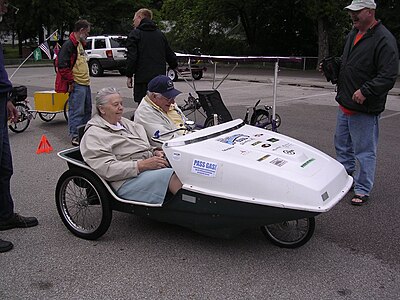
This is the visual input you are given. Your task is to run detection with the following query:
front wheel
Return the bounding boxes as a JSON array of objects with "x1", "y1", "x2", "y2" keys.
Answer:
[
  {"x1": 167, "y1": 68, "x2": 178, "y2": 82},
  {"x1": 38, "y1": 112, "x2": 56, "y2": 122},
  {"x1": 55, "y1": 168, "x2": 112, "y2": 240},
  {"x1": 250, "y1": 109, "x2": 270, "y2": 128},
  {"x1": 8, "y1": 103, "x2": 31, "y2": 133},
  {"x1": 261, "y1": 217, "x2": 315, "y2": 248}
]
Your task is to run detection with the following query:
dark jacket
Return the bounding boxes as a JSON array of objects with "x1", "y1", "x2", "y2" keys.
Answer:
[
  {"x1": 336, "y1": 21, "x2": 399, "y2": 115},
  {"x1": 0, "y1": 44, "x2": 12, "y2": 96},
  {"x1": 125, "y1": 18, "x2": 177, "y2": 83},
  {"x1": 55, "y1": 33, "x2": 80, "y2": 93}
]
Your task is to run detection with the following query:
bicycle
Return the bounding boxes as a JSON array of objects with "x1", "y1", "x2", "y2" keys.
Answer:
[
  {"x1": 8, "y1": 86, "x2": 69, "y2": 133},
  {"x1": 179, "y1": 92, "x2": 281, "y2": 130}
]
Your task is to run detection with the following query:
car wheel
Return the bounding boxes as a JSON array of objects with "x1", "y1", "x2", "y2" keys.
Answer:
[
  {"x1": 167, "y1": 68, "x2": 178, "y2": 82},
  {"x1": 89, "y1": 60, "x2": 104, "y2": 77}
]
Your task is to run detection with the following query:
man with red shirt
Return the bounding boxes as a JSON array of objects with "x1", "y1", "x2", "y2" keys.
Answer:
[{"x1": 333, "y1": 0, "x2": 398, "y2": 205}]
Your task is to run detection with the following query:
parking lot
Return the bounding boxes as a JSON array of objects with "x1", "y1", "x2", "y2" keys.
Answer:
[{"x1": 1, "y1": 65, "x2": 400, "y2": 299}]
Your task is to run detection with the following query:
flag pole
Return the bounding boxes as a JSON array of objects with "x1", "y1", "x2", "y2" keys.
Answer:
[{"x1": 10, "y1": 29, "x2": 59, "y2": 80}]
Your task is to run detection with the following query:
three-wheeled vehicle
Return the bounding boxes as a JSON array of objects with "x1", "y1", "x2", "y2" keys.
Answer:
[{"x1": 55, "y1": 119, "x2": 352, "y2": 248}]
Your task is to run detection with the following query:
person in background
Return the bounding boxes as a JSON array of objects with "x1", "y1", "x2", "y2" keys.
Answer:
[
  {"x1": 134, "y1": 75, "x2": 187, "y2": 146},
  {"x1": 325, "y1": 0, "x2": 399, "y2": 206},
  {"x1": 55, "y1": 19, "x2": 92, "y2": 146},
  {"x1": 0, "y1": 2, "x2": 39, "y2": 253},
  {"x1": 80, "y1": 87, "x2": 182, "y2": 205},
  {"x1": 125, "y1": 8, "x2": 178, "y2": 108}
]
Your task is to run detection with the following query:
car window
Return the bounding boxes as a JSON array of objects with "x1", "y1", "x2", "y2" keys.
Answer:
[
  {"x1": 84, "y1": 39, "x2": 92, "y2": 50},
  {"x1": 110, "y1": 37, "x2": 127, "y2": 48},
  {"x1": 94, "y1": 39, "x2": 106, "y2": 49}
]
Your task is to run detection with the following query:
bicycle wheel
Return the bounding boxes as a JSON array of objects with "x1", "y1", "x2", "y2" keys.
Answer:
[
  {"x1": 250, "y1": 109, "x2": 270, "y2": 128},
  {"x1": 204, "y1": 115, "x2": 223, "y2": 127},
  {"x1": 55, "y1": 168, "x2": 112, "y2": 240},
  {"x1": 63, "y1": 100, "x2": 69, "y2": 121},
  {"x1": 261, "y1": 217, "x2": 315, "y2": 248},
  {"x1": 8, "y1": 103, "x2": 31, "y2": 133},
  {"x1": 38, "y1": 112, "x2": 57, "y2": 122},
  {"x1": 272, "y1": 113, "x2": 282, "y2": 128}
]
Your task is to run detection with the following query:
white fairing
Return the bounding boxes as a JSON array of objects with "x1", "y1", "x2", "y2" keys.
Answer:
[{"x1": 163, "y1": 119, "x2": 352, "y2": 213}]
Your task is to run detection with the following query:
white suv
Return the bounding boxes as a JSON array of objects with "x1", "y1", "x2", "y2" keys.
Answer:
[{"x1": 84, "y1": 35, "x2": 127, "y2": 77}]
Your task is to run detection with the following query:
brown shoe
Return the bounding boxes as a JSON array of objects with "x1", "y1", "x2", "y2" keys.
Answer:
[
  {"x1": 0, "y1": 213, "x2": 38, "y2": 231},
  {"x1": 0, "y1": 238, "x2": 13, "y2": 253}
]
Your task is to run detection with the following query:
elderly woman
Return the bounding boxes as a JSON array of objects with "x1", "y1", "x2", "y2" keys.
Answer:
[{"x1": 80, "y1": 87, "x2": 182, "y2": 204}]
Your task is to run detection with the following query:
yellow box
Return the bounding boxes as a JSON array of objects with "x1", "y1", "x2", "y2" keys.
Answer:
[{"x1": 34, "y1": 90, "x2": 69, "y2": 113}]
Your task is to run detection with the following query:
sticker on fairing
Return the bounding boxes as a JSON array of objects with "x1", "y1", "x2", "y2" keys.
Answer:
[
  {"x1": 172, "y1": 152, "x2": 181, "y2": 161},
  {"x1": 192, "y1": 159, "x2": 218, "y2": 177},
  {"x1": 270, "y1": 158, "x2": 287, "y2": 167}
]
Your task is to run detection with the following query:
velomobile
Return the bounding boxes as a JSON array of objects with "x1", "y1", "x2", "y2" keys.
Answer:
[{"x1": 55, "y1": 119, "x2": 352, "y2": 248}]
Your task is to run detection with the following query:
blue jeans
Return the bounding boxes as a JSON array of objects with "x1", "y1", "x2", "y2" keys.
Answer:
[
  {"x1": 334, "y1": 108, "x2": 379, "y2": 195},
  {"x1": 68, "y1": 84, "x2": 92, "y2": 138},
  {"x1": 0, "y1": 94, "x2": 15, "y2": 220}
]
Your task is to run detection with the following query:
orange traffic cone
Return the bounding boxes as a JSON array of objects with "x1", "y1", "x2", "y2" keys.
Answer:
[{"x1": 36, "y1": 135, "x2": 53, "y2": 154}]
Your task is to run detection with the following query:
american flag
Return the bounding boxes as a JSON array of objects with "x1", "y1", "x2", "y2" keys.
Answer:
[{"x1": 39, "y1": 41, "x2": 52, "y2": 60}]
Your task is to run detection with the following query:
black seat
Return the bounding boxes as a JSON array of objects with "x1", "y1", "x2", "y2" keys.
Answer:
[{"x1": 196, "y1": 90, "x2": 233, "y2": 123}]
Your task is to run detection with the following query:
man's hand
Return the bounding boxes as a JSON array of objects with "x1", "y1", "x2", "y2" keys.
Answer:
[
  {"x1": 6, "y1": 100, "x2": 19, "y2": 123},
  {"x1": 68, "y1": 82, "x2": 74, "y2": 93},
  {"x1": 352, "y1": 89, "x2": 366, "y2": 105},
  {"x1": 137, "y1": 156, "x2": 169, "y2": 173},
  {"x1": 127, "y1": 77, "x2": 133, "y2": 88}
]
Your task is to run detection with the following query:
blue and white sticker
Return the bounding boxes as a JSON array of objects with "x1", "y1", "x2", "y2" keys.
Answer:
[{"x1": 192, "y1": 159, "x2": 218, "y2": 177}]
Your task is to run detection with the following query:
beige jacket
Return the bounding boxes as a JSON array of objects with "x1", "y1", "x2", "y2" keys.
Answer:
[{"x1": 80, "y1": 114, "x2": 155, "y2": 191}]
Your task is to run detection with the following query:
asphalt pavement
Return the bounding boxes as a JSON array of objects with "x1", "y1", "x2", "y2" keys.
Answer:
[{"x1": 1, "y1": 65, "x2": 399, "y2": 299}]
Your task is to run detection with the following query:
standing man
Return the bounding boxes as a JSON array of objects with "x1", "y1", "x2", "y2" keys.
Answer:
[
  {"x1": 333, "y1": 0, "x2": 398, "y2": 205},
  {"x1": 55, "y1": 19, "x2": 92, "y2": 146},
  {"x1": 126, "y1": 8, "x2": 178, "y2": 108},
  {"x1": 1, "y1": 13, "x2": 39, "y2": 253}
]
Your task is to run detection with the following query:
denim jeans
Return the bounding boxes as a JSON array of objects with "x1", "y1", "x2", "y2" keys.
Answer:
[
  {"x1": 68, "y1": 84, "x2": 92, "y2": 138},
  {"x1": 0, "y1": 94, "x2": 15, "y2": 220},
  {"x1": 334, "y1": 108, "x2": 379, "y2": 195}
]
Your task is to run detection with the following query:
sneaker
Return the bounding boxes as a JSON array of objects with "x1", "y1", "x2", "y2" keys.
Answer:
[
  {"x1": 0, "y1": 238, "x2": 13, "y2": 253},
  {"x1": 0, "y1": 213, "x2": 38, "y2": 231},
  {"x1": 71, "y1": 137, "x2": 79, "y2": 146}
]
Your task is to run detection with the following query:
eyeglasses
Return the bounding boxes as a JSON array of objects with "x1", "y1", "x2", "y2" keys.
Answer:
[{"x1": 155, "y1": 93, "x2": 175, "y2": 103}]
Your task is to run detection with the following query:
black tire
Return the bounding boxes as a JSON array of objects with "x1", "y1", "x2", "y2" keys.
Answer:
[
  {"x1": 167, "y1": 68, "x2": 178, "y2": 82},
  {"x1": 250, "y1": 109, "x2": 270, "y2": 128},
  {"x1": 8, "y1": 103, "x2": 31, "y2": 133},
  {"x1": 261, "y1": 217, "x2": 315, "y2": 248},
  {"x1": 192, "y1": 70, "x2": 203, "y2": 80},
  {"x1": 55, "y1": 168, "x2": 112, "y2": 240},
  {"x1": 204, "y1": 115, "x2": 223, "y2": 127},
  {"x1": 272, "y1": 113, "x2": 282, "y2": 128},
  {"x1": 89, "y1": 60, "x2": 104, "y2": 77},
  {"x1": 38, "y1": 112, "x2": 57, "y2": 122},
  {"x1": 63, "y1": 100, "x2": 68, "y2": 121}
]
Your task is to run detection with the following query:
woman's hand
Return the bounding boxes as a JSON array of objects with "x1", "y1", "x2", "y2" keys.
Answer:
[
  {"x1": 153, "y1": 149, "x2": 165, "y2": 158},
  {"x1": 137, "y1": 156, "x2": 169, "y2": 173}
]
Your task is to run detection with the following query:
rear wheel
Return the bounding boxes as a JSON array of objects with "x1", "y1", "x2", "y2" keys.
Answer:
[
  {"x1": 192, "y1": 70, "x2": 203, "y2": 80},
  {"x1": 89, "y1": 60, "x2": 104, "y2": 77},
  {"x1": 55, "y1": 168, "x2": 112, "y2": 240},
  {"x1": 38, "y1": 112, "x2": 56, "y2": 122},
  {"x1": 261, "y1": 217, "x2": 315, "y2": 248},
  {"x1": 8, "y1": 103, "x2": 31, "y2": 133},
  {"x1": 250, "y1": 109, "x2": 270, "y2": 128},
  {"x1": 167, "y1": 68, "x2": 178, "y2": 82}
]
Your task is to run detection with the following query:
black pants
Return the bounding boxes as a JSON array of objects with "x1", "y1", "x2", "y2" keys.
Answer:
[{"x1": 133, "y1": 82, "x2": 148, "y2": 104}]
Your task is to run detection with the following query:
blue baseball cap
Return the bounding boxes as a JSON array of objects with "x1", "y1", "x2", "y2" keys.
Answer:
[{"x1": 148, "y1": 75, "x2": 182, "y2": 99}]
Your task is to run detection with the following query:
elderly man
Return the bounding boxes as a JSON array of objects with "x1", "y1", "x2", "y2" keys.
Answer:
[
  {"x1": 134, "y1": 75, "x2": 188, "y2": 146},
  {"x1": 332, "y1": 0, "x2": 399, "y2": 205}
]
